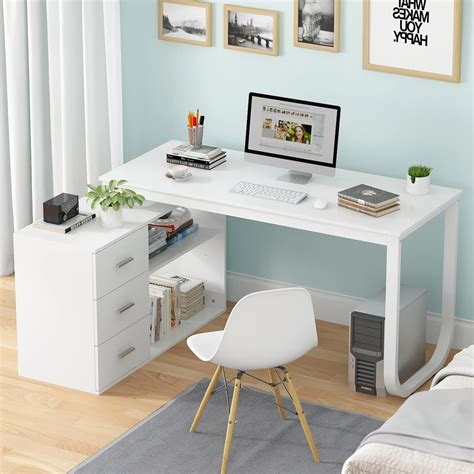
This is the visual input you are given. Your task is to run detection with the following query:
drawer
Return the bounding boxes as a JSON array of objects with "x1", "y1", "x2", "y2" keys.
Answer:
[
  {"x1": 96, "y1": 316, "x2": 150, "y2": 392},
  {"x1": 94, "y1": 272, "x2": 149, "y2": 345},
  {"x1": 94, "y1": 226, "x2": 148, "y2": 298}
]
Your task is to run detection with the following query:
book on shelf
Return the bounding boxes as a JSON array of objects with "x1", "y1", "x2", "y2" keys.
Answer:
[
  {"x1": 168, "y1": 219, "x2": 193, "y2": 238},
  {"x1": 148, "y1": 238, "x2": 168, "y2": 254},
  {"x1": 33, "y1": 212, "x2": 96, "y2": 233},
  {"x1": 338, "y1": 184, "x2": 399, "y2": 209},
  {"x1": 150, "y1": 218, "x2": 193, "y2": 237},
  {"x1": 171, "y1": 143, "x2": 223, "y2": 160},
  {"x1": 149, "y1": 285, "x2": 172, "y2": 341},
  {"x1": 148, "y1": 295, "x2": 164, "y2": 343},
  {"x1": 167, "y1": 223, "x2": 199, "y2": 246},
  {"x1": 337, "y1": 198, "x2": 400, "y2": 217},
  {"x1": 149, "y1": 226, "x2": 167, "y2": 243},
  {"x1": 167, "y1": 155, "x2": 226, "y2": 170},
  {"x1": 148, "y1": 243, "x2": 169, "y2": 260},
  {"x1": 163, "y1": 274, "x2": 205, "y2": 320},
  {"x1": 148, "y1": 226, "x2": 168, "y2": 256},
  {"x1": 149, "y1": 274, "x2": 181, "y2": 328},
  {"x1": 181, "y1": 300, "x2": 205, "y2": 320},
  {"x1": 148, "y1": 207, "x2": 192, "y2": 235},
  {"x1": 181, "y1": 286, "x2": 205, "y2": 305}
]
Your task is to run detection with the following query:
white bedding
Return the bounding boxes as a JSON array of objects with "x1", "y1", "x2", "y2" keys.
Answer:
[{"x1": 342, "y1": 348, "x2": 474, "y2": 474}]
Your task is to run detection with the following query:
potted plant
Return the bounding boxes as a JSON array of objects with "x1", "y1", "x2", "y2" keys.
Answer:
[
  {"x1": 407, "y1": 165, "x2": 432, "y2": 195},
  {"x1": 85, "y1": 179, "x2": 145, "y2": 228}
]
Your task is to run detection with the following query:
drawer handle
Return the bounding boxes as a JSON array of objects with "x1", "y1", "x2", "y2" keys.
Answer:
[
  {"x1": 118, "y1": 346, "x2": 135, "y2": 359},
  {"x1": 116, "y1": 256, "x2": 134, "y2": 269},
  {"x1": 118, "y1": 302, "x2": 135, "y2": 314}
]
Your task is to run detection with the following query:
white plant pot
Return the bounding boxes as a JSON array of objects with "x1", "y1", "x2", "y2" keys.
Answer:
[
  {"x1": 406, "y1": 175, "x2": 431, "y2": 195},
  {"x1": 100, "y1": 207, "x2": 123, "y2": 228}
]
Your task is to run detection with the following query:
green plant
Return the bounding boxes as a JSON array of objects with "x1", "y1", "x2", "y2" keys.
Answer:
[
  {"x1": 408, "y1": 165, "x2": 432, "y2": 183},
  {"x1": 85, "y1": 179, "x2": 145, "y2": 212}
]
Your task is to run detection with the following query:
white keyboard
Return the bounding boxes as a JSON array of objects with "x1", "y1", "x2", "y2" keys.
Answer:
[{"x1": 230, "y1": 181, "x2": 308, "y2": 204}]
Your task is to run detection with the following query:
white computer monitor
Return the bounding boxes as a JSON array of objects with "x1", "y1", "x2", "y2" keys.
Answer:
[{"x1": 245, "y1": 92, "x2": 341, "y2": 184}]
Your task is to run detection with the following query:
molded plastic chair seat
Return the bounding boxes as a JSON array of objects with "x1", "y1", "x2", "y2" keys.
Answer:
[
  {"x1": 187, "y1": 288, "x2": 318, "y2": 371},
  {"x1": 187, "y1": 330, "x2": 223, "y2": 362}
]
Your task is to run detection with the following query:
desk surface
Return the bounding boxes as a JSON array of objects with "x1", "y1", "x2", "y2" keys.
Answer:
[{"x1": 101, "y1": 141, "x2": 461, "y2": 242}]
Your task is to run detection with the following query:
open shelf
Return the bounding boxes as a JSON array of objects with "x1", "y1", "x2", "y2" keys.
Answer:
[
  {"x1": 148, "y1": 226, "x2": 222, "y2": 274},
  {"x1": 149, "y1": 299, "x2": 225, "y2": 360}
]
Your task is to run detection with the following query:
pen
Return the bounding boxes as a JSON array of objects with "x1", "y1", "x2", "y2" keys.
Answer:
[
  {"x1": 196, "y1": 108, "x2": 199, "y2": 146},
  {"x1": 199, "y1": 115, "x2": 205, "y2": 126}
]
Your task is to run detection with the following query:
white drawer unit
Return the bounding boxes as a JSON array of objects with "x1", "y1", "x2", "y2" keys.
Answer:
[
  {"x1": 96, "y1": 316, "x2": 150, "y2": 392},
  {"x1": 94, "y1": 272, "x2": 149, "y2": 345},
  {"x1": 13, "y1": 200, "x2": 226, "y2": 394},
  {"x1": 94, "y1": 226, "x2": 148, "y2": 299}
]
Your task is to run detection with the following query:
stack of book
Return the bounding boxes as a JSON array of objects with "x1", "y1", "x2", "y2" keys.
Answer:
[
  {"x1": 167, "y1": 144, "x2": 226, "y2": 170},
  {"x1": 166, "y1": 275, "x2": 205, "y2": 320},
  {"x1": 148, "y1": 207, "x2": 199, "y2": 258},
  {"x1": 337, "y1": 184, "x2": 400, "y2": 218}
]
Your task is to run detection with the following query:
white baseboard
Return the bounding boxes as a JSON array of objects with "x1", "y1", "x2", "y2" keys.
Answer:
[{"x1": 226, "y1": 271, "x2": 473, "y2": 350}]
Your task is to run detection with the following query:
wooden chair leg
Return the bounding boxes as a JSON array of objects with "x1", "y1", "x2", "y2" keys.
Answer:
[
  {"x1": 268, "y1": 368, "x2": 285, "y2": 420},
  {"x1": 190, "y1": 365, "x2": 222, "y2": 432},
  {"x1": 220, "y1": 374, "x2": 242, "y2": 474},
  {"x1": 284, "y1": 370, "x2": 320, "y2": 463}
]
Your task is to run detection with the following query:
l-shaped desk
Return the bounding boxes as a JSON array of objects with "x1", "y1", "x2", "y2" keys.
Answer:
[{"x1": 101, "y1": 140, "x2": 461, "y2": 397}]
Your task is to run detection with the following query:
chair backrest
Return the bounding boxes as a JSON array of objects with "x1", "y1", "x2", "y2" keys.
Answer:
[{"x1": 211, "y1": 288, "x2": 318, "y2": 370}]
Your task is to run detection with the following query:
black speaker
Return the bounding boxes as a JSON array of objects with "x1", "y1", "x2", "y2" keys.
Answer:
[{"x1": 43, "y1": 193, "x2": 79, "y2": 224}]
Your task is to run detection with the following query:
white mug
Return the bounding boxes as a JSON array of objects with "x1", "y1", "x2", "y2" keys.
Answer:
[{"x1": 169, "y1": 165, "x2": 189, "y2": 179}]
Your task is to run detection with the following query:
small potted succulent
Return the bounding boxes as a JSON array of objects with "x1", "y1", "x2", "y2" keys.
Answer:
[
  {"x1": 85, "y1": 179, "x2": 145, "y2": 228},
  {"x1": 407, "y1": 165, "x2": 432, "y2": 195}
]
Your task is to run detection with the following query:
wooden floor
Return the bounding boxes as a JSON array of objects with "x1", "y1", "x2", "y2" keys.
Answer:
[{"x1": 0, "y1": 275, "x2": 458, "y2": 473}]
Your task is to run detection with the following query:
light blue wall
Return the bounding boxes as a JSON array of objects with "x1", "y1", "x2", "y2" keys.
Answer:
[{"x1": 121, "y1": 0, "x2": 473, "y2": 320}]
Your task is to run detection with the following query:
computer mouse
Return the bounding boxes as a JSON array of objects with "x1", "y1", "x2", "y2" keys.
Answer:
[{"x1": 313, "y1": 199, "x2": 328, "y2": 210}]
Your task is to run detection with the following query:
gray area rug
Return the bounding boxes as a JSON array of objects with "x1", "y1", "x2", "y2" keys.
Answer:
[{"x1": 72, "y1": 379, "x2": 383, "y2": 474}]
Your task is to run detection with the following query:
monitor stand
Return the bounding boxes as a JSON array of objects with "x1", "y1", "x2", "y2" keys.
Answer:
[{"x1": 276, "y1": 170, "x2": 313, "y2": 185}]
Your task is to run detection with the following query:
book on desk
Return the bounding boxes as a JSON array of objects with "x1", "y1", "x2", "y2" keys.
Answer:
[
  {"x1": 167, "y1": 144, "x2": 226, "y2": 170},
  {"x1": 338, "y1": 184, "x2": 400, "y2": 218}
]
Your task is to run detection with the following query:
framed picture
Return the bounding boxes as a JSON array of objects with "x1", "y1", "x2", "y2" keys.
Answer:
[
  {"x1": 294, "y1": 0, "x2": 340, "y2": 52},
  {"x1": 363, "y1": 0, "x2": 462, "y2": 82},
  {"x1": 158, "y1": 0, "x2": 212, "y2": 47},
  {"x1": 224, "y1": 5, "x2": 279, "y2": 56}
]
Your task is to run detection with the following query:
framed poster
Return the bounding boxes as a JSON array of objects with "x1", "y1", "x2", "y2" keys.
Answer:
[
  {"x1": 224, "y1": 5, "x2": 279, "y2": 56},
  {"x1": 294, "y1": 0, "x2": 340, "y2": 53},
  {"x1": 158, "y1": 0, "x2": 212, "y2": 47},
  {"x1": 363, "y1": 0, "x2": 462, "y2": 82}
]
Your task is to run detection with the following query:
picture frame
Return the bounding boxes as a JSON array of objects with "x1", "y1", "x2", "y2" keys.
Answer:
[
  {"x1": 158, "y1": 0, "x2": 212, "y2": 47},
  {"x1": 294, "y1": 0, "x2": 340, "y2": 53},
  {"x1": 363, "y1": 0, "x2": 462, "y2": 82},
  {"x1": 224, "y1": 4, "x2": 279, "y2": 57}
]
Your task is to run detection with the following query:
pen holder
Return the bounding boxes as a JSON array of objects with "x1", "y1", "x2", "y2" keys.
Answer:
[{"x1": 188, "y1": 125, "x2": 204, "y2": 150}]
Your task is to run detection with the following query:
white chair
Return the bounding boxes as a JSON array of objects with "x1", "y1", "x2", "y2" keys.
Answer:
[{"x1": 187, "y1": 288, "x2": 319, "y2": 474}]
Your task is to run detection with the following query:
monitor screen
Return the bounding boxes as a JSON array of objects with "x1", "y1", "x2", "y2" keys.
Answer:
[{"x1": 245, "y1": 93, "x2": 340, "y2": 169}]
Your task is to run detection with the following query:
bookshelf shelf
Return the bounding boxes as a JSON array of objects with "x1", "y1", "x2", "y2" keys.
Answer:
[
  {"x1": 149, "y1": 296, "x2": 225, "y2": 360},
  {"x1": 148, "y1": 227, "x2": 222, "y2": 275}
]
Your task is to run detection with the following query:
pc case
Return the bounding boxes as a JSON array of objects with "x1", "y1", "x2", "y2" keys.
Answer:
[{"x1": 348, "y1": 286, "x2": 427, "y2": 397}]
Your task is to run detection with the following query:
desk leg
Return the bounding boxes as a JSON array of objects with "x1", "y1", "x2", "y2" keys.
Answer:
[{"x1": 384, "y1": 201, "x2": 459, "y2": 397}]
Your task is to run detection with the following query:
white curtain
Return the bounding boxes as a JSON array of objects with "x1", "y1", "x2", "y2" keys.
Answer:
[{"x1": 0, "y1": 0, "x2": 123, "y2": 276}]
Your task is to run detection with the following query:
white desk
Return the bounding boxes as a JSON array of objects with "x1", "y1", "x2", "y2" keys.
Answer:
[{"x1": 101, "y1": 140, "x2": 462, "y2": 397}]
